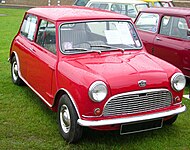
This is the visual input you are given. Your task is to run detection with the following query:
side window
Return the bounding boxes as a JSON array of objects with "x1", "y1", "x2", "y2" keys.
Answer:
[
  {"x1": 154, "y1": 2, "x2": 162, "y2": 7},
  {"x1": 20, "y1": 14, "x2": 37, "y2": 41},
  {"x1": 148, "y1": 2, "x2": 153, "y2": 7},
  {"x1": 36, "y1": 20, "x2": 56, "y2": 54},
  {"x1": 89, "y1": 3, "x2": 109, "y2": 10},
  {"x1": 111, "y1": 4, "x2": 137, "y2": 18},
  {"x1": 126, "y1": 4, "x2": 137, "y2": 18},
  {"x1": 135, "y1": 13, "x2": 159, "y2": 33},
  {"x1": 160, "y1": 16, "x2": 189, "y2": 40},
  {"x1": 74, "y1": 0, "x2": 89, "y2": 6},
  {"x1": 160, "y1": 16, "x2": 171, "y2": 36},
  {"x1": 111, "y1": 4, "x2": 126, "y2": 15}
]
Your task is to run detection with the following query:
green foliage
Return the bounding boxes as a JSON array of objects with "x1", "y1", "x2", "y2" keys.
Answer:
[{"x1": 0, "y1": 8, "x2": 190, "y2": 150}]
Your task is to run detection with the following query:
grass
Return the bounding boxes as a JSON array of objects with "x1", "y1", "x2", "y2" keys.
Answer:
[{"x1": 0, "y1": 8, "x2": 190, "y2": 150}]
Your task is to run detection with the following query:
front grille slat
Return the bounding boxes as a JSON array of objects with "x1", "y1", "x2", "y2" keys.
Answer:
[{"x1": 103, "y1": 89, "x2": 172, "y2": 117}]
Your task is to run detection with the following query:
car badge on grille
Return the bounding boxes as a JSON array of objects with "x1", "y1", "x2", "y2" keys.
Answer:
[{"x1": 138, "y1": 80, "x2": 147, "y2": 87}]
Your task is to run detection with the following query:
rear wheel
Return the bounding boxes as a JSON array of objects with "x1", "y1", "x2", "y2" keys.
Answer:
[
  {"x1": 58, "y1": 94, "x2": 83, "y2": 143},
  {"x1": 11, "y1": 56, "x2": 24, "y2": 85},
  {"x1": 164, "y1": 115, "x2": 178, "y2": 125}
]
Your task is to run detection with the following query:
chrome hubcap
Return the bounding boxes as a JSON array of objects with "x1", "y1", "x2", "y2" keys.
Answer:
[
  {"x1": 60, "y1": 104, "x2": 71, "y2": 133},
  {"x1": 12, "y1": 61, "x2": 18, "y2": 81}
]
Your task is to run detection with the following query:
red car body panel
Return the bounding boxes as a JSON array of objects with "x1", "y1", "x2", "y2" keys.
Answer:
[
  {"x1": 135, "y1": 7, "x2": 190, "y2": 78},
  {"x1": 10, "y1": 6, "x2": 186, "y2": 133}
]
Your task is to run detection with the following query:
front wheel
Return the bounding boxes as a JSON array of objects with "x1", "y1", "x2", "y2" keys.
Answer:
[
  {"x1": 11, "y1": 56, "x2": 24, "y2": 85},
  {"x1": 58, "y1": 95, "x2": 83, "y2": 143}
]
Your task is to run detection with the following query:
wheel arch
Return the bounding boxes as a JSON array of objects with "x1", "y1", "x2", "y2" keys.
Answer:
[
  {"x1": 10, "y1": 51, "x2": 16, "y2": 63},
  {"x1": 52, "y1": 88, "x2": 81, "y2": 119}
]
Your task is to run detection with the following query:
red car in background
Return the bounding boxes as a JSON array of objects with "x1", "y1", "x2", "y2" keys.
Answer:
[
  {"x1": 135, "y1": 7, "x2": 190, "y2": 78},
  {"x1": 10, "y1": 6, "x2": 186, "y2": 143}
]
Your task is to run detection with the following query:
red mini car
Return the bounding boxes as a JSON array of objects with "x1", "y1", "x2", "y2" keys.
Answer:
[
  {"x1": 135, "y1": 7, "x2": 190, "y2": 78},
  {"x1": 10, "y1": 6, "x2": 186, "y2": 143}
]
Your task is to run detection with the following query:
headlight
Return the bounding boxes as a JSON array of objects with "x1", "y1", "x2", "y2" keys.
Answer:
[
  {"x1": 88, "y1": 81, "x2": 108, "y2": 102},
  {"x1": 171, "y1": 73, "x2": 186, "y2": 91}
]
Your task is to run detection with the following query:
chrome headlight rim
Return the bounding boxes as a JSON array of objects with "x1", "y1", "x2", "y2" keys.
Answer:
[
  {"x1": 88, "y1": 81, "x2": 108, "y2": 102},
  {"x1": 171, "y1": 72, "x2": 186, "y2": 92}
]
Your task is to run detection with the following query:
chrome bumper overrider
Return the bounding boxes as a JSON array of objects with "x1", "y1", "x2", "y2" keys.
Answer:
[{"x1": 77, "y1": 105, "x2": 186, "y2": 127}]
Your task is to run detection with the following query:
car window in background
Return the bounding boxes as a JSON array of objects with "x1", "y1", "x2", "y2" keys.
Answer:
[
  {"x1": 126, "y1": 4, "x2": 137, "y2": 18},
  {"x1": 20, "y1": 14, "x2": 37, "y2": 41},
  {"x1": 169, "y1": 2, "x2": 174, "y2": 6},
  {"x1": 110, "y1": 4, "x2": 137, "y2": 18},
  {"x1": 36, "y1": 20, "x2": 56, "y2": 54},
  {"x1": 160, "y1": 16, "x2": 189, "y2": 40},
  {"x1": 161, "y1": 1, "x2": 174, "y2": 7},
  {"x1": 111, "y1": 4, "x2": 126, "y2": 15},
  {"x1": 135, "y1": 13, "x2": 159, "y2": 33},
  {"x1": 161, "y1": 2, "x2": 169, "y2": 7},
  {"x1": 148, "y1": 2, "x2": 153, "y2": 7},
  {"x1": 147, "y1": 1, "x2": 162, "y2": 7},
  {"x1": 136, "y1": 4, "x2": 149, "y2": 12},
  {"x1": 74, "y1": 0, "x2": 89, "y2": 6},
  {"x1": 154, "y1": 2, "x2": 162, "y2": 7},
  {"x1": 89, "y1": 3, "x2": 109, "y2": 10}
]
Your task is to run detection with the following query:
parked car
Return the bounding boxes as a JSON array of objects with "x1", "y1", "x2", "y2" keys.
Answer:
[
  {"x1": 10, "y1": 6, "x2": 186, "y2": 143},
  {"x1": 135, "y1": 7, "x2": 190, "y2": 78},
  {"x1": 160, "y1": 0, "x2": 174, "y2": 7},
  {"x1": 142, "y1": 0, "x2": 163, "y2": 7},
  {"x1": 74, "y1": 0, "x2": 149, "y2": 21}
]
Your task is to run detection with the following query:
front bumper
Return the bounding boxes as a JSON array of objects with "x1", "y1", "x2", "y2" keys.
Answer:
[{"x1": 77, "y1": 105, "x2": 186, "y2": 127}]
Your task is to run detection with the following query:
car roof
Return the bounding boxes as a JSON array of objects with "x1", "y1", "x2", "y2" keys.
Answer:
[
  {"x1": 27, "y1": 5, "x2": 130, "y2": 22},
  {"x1": 140, "y1": 7, "x2": 190, "y2": 16},
  {"x1": 87, "y1": 0, "x2": 147, "y2": 4}
]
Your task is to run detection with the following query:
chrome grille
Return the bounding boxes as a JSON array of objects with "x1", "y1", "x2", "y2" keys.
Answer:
[{"x1": 103, "y1": 89, "x2": 172, "y2": 117}]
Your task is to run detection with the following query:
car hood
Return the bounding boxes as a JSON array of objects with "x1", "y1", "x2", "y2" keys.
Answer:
[{"x1": 66, "y1": 52, "x2": 169, "y2": 95}]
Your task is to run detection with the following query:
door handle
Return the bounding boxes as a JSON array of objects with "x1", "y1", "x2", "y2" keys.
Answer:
[{"x1": 156, "y1": 37, "x2": 161, "y2": 41}]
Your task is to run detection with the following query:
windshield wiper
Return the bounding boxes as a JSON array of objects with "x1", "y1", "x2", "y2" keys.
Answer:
[
  {"x1": 64, "y1": 48, "x2": 101, "y2": 54},
  {"x1": 90, "y1": 45, "x2": 125, "y2": 52}
]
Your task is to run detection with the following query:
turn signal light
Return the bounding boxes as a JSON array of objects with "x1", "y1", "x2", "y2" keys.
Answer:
[
  {"x1": 174, "y1": 96, "x2": 181, "y2": 103},
  {"x1": 94, "y1": 108, "x2": 101, "y2": 116}
]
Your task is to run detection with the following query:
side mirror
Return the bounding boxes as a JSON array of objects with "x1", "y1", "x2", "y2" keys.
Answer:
[{"x1": 187, "y1": 29, "x2": 190, "y2": 37}]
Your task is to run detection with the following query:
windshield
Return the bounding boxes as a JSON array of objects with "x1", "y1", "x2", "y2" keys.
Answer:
[
  {"x1": 135, "y1": 13, "x2": 159, "y2": 33},
  {"x1": 60, "y1": 21, "x2": 142, "y2": 54}
]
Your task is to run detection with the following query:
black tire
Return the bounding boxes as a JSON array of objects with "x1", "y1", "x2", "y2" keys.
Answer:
[
  {"x1": 58, "y1": 94, "x2": 83, "y2": 143},
  {"x1": 164, "y1": 115, "x2": 178, "y2": 125},
  {"x1": 11, "y1": 56, "x2": 24, "y2": 86}
]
